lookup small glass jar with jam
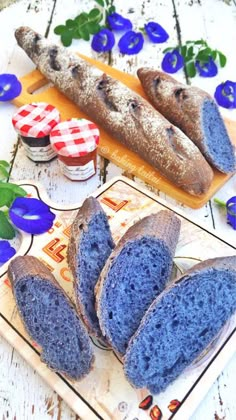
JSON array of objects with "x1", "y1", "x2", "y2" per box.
[
  {"x1": 12, "y1": 102, "x2": 60, "y2": 162},
  {"x1": 50, "y1": 118, "x2": 100, "y2": 181}
]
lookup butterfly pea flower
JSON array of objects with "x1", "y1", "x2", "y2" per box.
[
  {"x1": 91, "y1": 29, "x2": 115, "y2": 52},
  {"x1": 195, "y1": 57, "x2": 218, "y2": 77},
  {"x1": 107, "y1": 12, "x2": 132, "y2": 31},
  {"x1": 214, "y1": 80, "x2": 236, "y2": 109},
  {"x1": 145, "y1": 22, "x2": 169, "y2": 43},
  {"x1": 9, "y1": 197, "x2": 56, "y2": 235},
  {"x1": 118, "y1": 31, "x2": 144, "y2": 55},
  {"x1": 161, "y1": 50, "x2": 184, "y2": 73},
  {"x1": 214, "y1": 196, "x2": 236, "y2": 230},
  {"x1": 0, "y1": 73, "x2": 22, "y2": 102},
  {"x1": 0, "y1": 240, "x2": 16, "y2": 264}
]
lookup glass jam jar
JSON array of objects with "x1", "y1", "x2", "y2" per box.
[
  {"x1": 12, "y1": 102, "x2": 60, "y2": 162},
  {"x1": 50, "y1": 118, "x2": 100, "y2": 181}
]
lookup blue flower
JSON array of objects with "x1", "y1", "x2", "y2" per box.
[
  {"x1": 91, "y1": 29, "x2": 115, "y2": 52},
  {"x1": 107, "y1": 13, "x2": 132, "y2": 31},
  {"x1": 226, "y1": 196, "x2": 236, "y2": 230},
  {"x1": 214, "y1": 81, "x2": 236, "y2": 109},
  {"x1": 161, "y1": 50, "x2": 184, "y2": 73},
  {"x1": 118, "y1": 31, "x2": 144, "y2": 55},
  {"x1": 9, "y1": 197, "x2": 55, "y2": 235},
  {"x1": 0, "y1": 74, "x2": 22, "y2": 102},
  {"x1": 145, "y1": 22, "x2": 169, "y2": 43},
  {"x1": 195, "y1": 58, "x2": 218, "y2": 77},
  {"x1": 0, "y1": 240, "x2": 16, "y2": 264}
]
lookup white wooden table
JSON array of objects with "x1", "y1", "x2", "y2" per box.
[{"x1": 0, "y1": 0, "x2": 235, "y2": 418}]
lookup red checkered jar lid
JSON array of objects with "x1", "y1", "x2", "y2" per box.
[
  {"x1": 50, "y1": 118, "x2": 100, "y2": 157},
  {"x1": 12, "y1": 102, "x2": 61, "y2": 138}
]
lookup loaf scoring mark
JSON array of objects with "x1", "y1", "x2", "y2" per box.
[
  {"x1": 153, "y1": 76, "x2": 161, "y2": 92},
  {"x1": 32, "y1": 34, "x2": 41, "y2": 53},
  {"x1": 49, "y1": 47, "x2": 61, "y2": 71},
  {"x1": 174, "y1": 88, "x2": 188, "y2": 102},
  {"x1": 166, "y1": 127, "x2": 186, "y2": 161},
  {"x1": 96, "y1": 76, "x2": 119, "y2": 112},
  {"x1": 128, "y1": 99, "x2": 140, "y2": 112}
]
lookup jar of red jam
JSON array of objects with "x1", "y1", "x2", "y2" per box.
[
  {"x1": 12, "y1": 102, "x2": 60, "y2": 162},
  {"x1": 50, "y1": 118, "x2": 100, "y2": 181}
]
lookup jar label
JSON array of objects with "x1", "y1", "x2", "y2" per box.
[
  {"x1": 59, "y1": 159, "x2": 95, "y2": 180},
  {"x1": 23, "y1": 143, "x2": 57, "y2": 162}
]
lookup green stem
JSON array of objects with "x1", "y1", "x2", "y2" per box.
[{"x1": 214, "y1": 198, "x2": 227, "y2": 208}]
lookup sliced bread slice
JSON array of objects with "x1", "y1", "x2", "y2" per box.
[
  {"x1": 124, "y1": 256, "x2": 236, "y2": 394},
  {"x1": 67, "y1": 197, "x2": 114, "y2": 338},
  {"x1": 137, "y1": 69, "x2": 236, "y2": 174},
  {"x1": 96, "y1": 210, "x2": 181, "y2": 356},
  {"x1": 8, "y1": 256, "x2": 94, "y2": 380}
]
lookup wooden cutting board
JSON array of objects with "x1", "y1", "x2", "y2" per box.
[{"x1": 12, "y1": 54, "x2": 236, "y2": 209}]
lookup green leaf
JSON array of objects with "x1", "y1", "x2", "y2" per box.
[
  {"x1": 54, "y1": 25, "x2": 66, "y2": 35},
  {"x1": 89, "y1": 8, "x2": 102, "y2": 21},
  {"x1": 72, "y1": 28, "x2": 81, "y2": 39},
  {"x1": 0, "y1": 165, "x2": 9, "y2": 181},
  {"x1": 66, "y1": 19, "x2": 76, "y2": 29},
  {"x1": 74, "y1": 13, "x2": 88, "y2": 25},
  {"x1": 78, "y1": 24, "x2": 90, "y2": 41},
  {"x1": 87, "y1": 22, "x2": 101, "y2": 34},
  {"x1": 194, "y1": 39, "x2": 207, "y2": 46},
  {"x1": 0, "y1": 189, "x2": 13, "y2": 207},
  {"x1": 186, "y1": 61, "x2": 196, "y2": 78},
  {"x1": 61, "y1": 30, "x2": 73, "y2": 47},
  {"x1": 218, "y1": 51, "x2": 227, "y2": 67},
  {"x1": 211, "y1": 49, "x2": 217, "y2": 61},
  {"x1": 108, "y1": 5, "x2": 116, "y2": 14},
  {"x1": 180, "y1": 45, "x2": 187, "y2": 58},
  {"x1": 0, "y1": 161, "x2": 10, "y2": 168},
  {"x1": 0, "y1": 210, "x2": 15, "y2": 239},
  {"x1": 0, "y1": 181, "x2": 27, "y2": 197},
  {"x1": 94, "y1": 0, "x2": 105, "y2": 6}
]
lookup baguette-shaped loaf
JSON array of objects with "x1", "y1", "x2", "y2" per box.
[
  {"x1": 96, "y1": 210, "x2": 181, "y2": 356},
  {"x1": 15, "y1": 27, "x2": 213, "y2": 196},
  {"x1": 137, "y1": 68, "x2": 236, "y2": 174},
  {"x1": 124, "y1": 256, "x2": 236, "y2": 394},
  {"x1": 8, "y1": 256, "x2": 94, "y2": 380},
  {"x1": 67, "y1": 196, "x2": 114, "y2": 338}
]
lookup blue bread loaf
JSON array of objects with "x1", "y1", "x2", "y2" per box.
[
  {"x1": 137, "y1": 69, "x2": 236, "y2": 174},
  {"x1": 8, "y1": 256, "x2": 94, "y2": 380},
  {"x1": 67, "y1": 197, "x2": 114, "y2": 338},
  {"x1": 96, "y1": 210, "x2": 181, "y2": 356},
  {"x1": 124, "y1": 256, "x2": 236, "y2": 394}
]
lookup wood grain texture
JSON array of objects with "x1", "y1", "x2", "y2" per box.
[
  {"x1": 0, "y1": 0, "x2": 236, "y2": 419},
  {"x1": 13, "y1": 60, "x2": 236, "y2": 208}
]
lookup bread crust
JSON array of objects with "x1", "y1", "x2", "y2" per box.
[
  {"x1": 15, "y1": 26, "x2": 214, "y2": 196},
  {"x1": 137, "y1": 68, "x2": 236, "y2": 173},
  {"x1": 95, "y1": 210, "x2": 181, "y2": 355},
  {"x1": 67, "y1": 196, "x2": 111, "y2": 338}
]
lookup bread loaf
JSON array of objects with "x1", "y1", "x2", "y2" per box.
[
  {"x1": 124, "y1": 256, "x2": 236, "y2": 394},
  {"x1": 15, "y1": 26, "x2": 214, "y2": 196},
  {"x1": 96, "y1": 210, "x2": 181, "y2": 356},
  {"x1": 67, "y1": 196, "x2": 114, "y2": 338},
  {"x1": 137, "y1": 68, "x2": 236, "y2": 174},
  {"x1": 8, "y1": 256, "x2": 94, "y2": 380}
]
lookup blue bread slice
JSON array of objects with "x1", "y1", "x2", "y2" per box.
[
  {"x1": 67, "y1": 197, "x2": 115, "y2": 338},
  {"x1": 8, "y1": 256, "x2": 94, "y2": 380},
  {"x1": 124, "y1": 256, "x2": 236, "y2": 394},
  {"x1": 137, "y1": 69, "x2": 236, "y2": 174},
  {"x1": 96, "y1": 210, "x2": 181, "y2": 356}
]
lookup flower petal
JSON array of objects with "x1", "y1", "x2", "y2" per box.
[
  {"x1": 0, "y1": 73, "x2": 22, "y2": 102},
  {"x1": 9, "y1": 197, "x2": 56, "y2": 234},
  {"x1": 145, "y1": 22, "x2": 169, "y2": 43},
  {"x1": 0, "y1": 240, "x2": 16, "y2": 263},
  {"x1": 91, "y1": 29, "x2": 115, "y2": 52},
  {"x1": 195, "y1": 58, "x2": 218, "y2": 77},
  {"x1": 226, "y1": 196, "x2": 236, "y2": 230},
  {"x1": 214, "y1": 80, "x2": 236, "y2": 109},
  {"x1": 161, "y1": 50, "x2": 184, "y2": 73},
  {"x1": 118, "y1": 31, "x2": 144, "y2": 55},
  {"x1": 107, "y1": 13, "x2": 132, "y2": 31}
]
